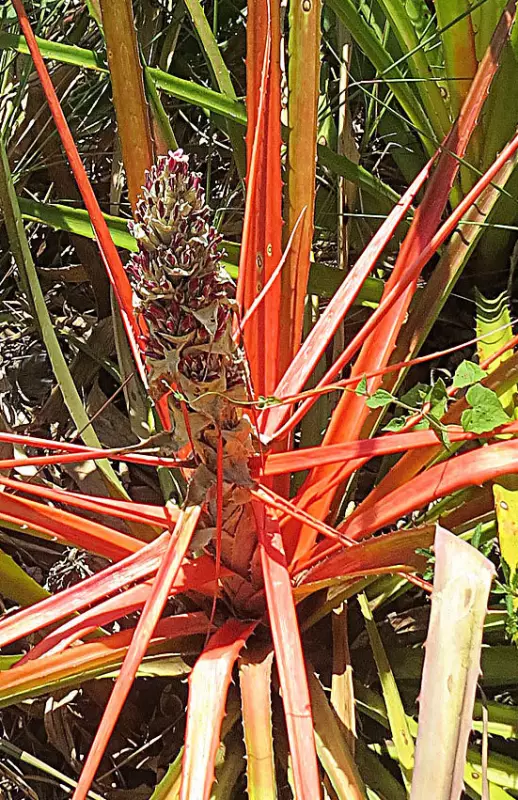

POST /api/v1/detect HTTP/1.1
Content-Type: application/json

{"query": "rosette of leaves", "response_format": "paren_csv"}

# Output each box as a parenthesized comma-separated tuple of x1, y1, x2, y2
(127, 151, 258, 567)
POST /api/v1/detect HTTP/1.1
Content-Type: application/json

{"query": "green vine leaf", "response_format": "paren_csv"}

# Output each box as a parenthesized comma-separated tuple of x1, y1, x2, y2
(400, 383, 429, 407)
(452, 360, 488, 390)
(365, 389, 394, 409)
(355, 375, 368, 396)
(460, 383, 510, 434)
(382, 416, 408, 432)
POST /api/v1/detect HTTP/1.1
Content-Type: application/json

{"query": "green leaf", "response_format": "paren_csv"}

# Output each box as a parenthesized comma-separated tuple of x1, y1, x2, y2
(183, 0, 246, 177)
(355, 375, 368, 396)
(326, 0, 437, 157)
(382, 416, 408, 432)
(461, 384, 510, 434)
(452, 360, 488, 389)
(427, 378, 448, 419)
(428, 414, 451, 450)
(366, 389, 394, 409)
(400, 383, 429, 408)
(317, 144, 401, 206)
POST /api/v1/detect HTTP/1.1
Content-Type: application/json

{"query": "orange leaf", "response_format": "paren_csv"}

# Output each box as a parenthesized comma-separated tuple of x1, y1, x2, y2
(180, 618, 257, 800)
(254, 501, 321, 799)
(72, 505, 202, 800)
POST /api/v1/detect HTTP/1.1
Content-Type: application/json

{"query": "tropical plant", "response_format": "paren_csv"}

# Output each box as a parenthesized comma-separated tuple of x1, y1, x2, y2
(0, 0, 517, 799)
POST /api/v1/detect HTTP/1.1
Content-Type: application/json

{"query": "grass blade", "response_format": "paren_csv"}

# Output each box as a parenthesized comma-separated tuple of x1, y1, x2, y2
(435, 0, 478, 117)
(375, 0, 450, 140)
(184, 0, 245, 177)
(327, 0, 437, 154)
(307, 668, 366, 799)
(17, 196, 384, 305)
(0, 739, 105, 800)
(0, 549, 50, 607)
(358, 593, 414, 789)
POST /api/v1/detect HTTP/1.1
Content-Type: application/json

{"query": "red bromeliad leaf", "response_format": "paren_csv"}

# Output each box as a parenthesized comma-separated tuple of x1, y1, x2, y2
(72, 505, 202, 800)
(253, 485, 353, 546)
(0, 473, 179, 530)
(295, 528, 432, 590)
(0, 491, 142, 561)
(347, 348, 518, 521)
(332, 318, 518, 532)
(0, 431, 189, 472)
(285, 0, 517, 557)
(180, 618, 258, 800)
(10, 0, 148, 389)
(19, 582, 155, 663)
(265, 125, 518, 447)
(305, 438, 518, 574)
(0, 533, 224, 651)
(260, 156, 432, 438)
(0, 445, 188, 473)
(261, 420, 518, 475)
(254, 501, 322, 799)
(239, 0, 283, 396)
(0, 535, 166, 649)
(0, 613, 210, 708)
(340, 438, 518, 541)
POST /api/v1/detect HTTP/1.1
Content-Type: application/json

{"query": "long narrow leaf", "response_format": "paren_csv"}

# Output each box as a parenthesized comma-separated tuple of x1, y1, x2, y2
(0, 491, 143, 561)
(99, 0, 154, 209)
(72, 505, 202, 800)
(304, 438, 518, 577)
(0, 613, 209, 708)
(300, 0, 516, 535)
(410, 525, 495, 800)
(239, 648, 277, 799)
(238, 0, 283, 395)
(261, 155, 434, 437)
(184, 0, 245, 176)
(0, 531, 221, 652)
(281, 0, 321, 373)
(0, 136, 126, 494)
(358, 593, 414, 789)
(180, 619, 257, 800)
(307, 669, 366, 799)
(254, 502, 322, 799)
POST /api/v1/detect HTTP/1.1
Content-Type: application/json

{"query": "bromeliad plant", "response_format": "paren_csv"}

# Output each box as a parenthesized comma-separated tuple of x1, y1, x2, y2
(1, 0, 518, 798)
